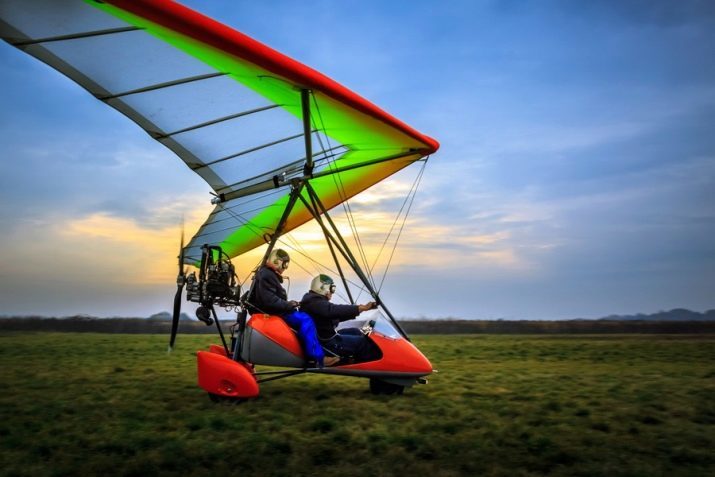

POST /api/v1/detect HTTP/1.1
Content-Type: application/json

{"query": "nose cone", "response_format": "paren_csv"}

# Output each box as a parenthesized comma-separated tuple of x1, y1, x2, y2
(365, 334, 433, 375)
(406, 342, 433, 375)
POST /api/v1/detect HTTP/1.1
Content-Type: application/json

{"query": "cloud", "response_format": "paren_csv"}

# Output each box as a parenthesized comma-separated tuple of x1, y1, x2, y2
(2, 0, 714, 319)
(0, 201, 210, 287)
(0, 113, 213, 226)
(554, 0, 715, 29)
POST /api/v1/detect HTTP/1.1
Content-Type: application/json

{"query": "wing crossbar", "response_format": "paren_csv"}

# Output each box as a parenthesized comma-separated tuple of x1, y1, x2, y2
(192, 130, 318, 171)
(215, 149, 424, 203)
(98, 72, 227, 100)
(11, 26, 141, 46)
(156, 104, 282, 139)
(215, 145, 348, 194)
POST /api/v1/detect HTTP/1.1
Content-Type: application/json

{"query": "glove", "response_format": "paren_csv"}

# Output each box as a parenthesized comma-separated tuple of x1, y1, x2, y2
(358, 302, 377, 312)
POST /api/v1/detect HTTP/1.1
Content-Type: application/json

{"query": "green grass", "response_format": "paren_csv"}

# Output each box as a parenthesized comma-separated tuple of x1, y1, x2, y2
(1, 333, 713, 476)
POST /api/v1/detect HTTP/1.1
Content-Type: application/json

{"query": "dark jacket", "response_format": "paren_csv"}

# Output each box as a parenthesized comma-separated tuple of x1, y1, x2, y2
(249, 266, 296, 316)
(300, 291, 360, 340)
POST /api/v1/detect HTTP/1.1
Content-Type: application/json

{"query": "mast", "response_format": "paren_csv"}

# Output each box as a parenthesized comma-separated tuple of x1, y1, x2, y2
(301, 89, 314, 177)
(239, 88, 411, 345)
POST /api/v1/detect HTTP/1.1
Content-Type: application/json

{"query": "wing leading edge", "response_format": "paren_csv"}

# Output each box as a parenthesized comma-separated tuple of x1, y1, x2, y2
(0, 0, 439, 261)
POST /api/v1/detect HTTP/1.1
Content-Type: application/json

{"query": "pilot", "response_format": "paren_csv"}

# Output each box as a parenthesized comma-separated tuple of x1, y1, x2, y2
(300, 274, 377, 364)
(248, 249, 338, 367)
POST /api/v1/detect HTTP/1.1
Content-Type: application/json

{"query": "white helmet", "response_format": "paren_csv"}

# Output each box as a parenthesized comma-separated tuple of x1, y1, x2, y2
(268, 248, 290, 271)
(311, 274, 336, 296)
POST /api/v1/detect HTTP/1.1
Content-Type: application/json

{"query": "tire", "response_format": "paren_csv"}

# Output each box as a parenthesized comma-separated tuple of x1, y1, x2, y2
(369, 378, 404, 395)
(207, 392, 245, 405)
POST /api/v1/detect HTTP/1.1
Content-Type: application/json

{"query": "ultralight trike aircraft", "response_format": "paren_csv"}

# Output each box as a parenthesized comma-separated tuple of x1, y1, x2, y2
(0, 0, 439, 400)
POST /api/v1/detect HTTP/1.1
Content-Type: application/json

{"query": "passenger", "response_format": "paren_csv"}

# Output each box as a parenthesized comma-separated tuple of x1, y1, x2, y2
(249, 249, 337, 367)
(300, 274, 377, 364)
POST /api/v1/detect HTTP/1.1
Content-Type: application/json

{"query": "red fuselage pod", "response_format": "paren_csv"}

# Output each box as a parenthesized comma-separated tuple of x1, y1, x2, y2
(239, 314, 305, 367)
(208, 344, 229, 356)
(197, 351, 259, 398)
(332, 332, 433, 377)
(241, 314, 433, 380)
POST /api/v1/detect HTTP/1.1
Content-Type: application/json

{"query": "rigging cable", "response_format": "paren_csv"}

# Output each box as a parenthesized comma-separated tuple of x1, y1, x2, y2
(273, 237, 354, 286)
(310, 95, 370, 279)
(352, 157, 428, 302)
(377, 157, 428, 293)
(282, 231, 323, 278)
(310, 93, 376, 290)
(369, 158, 428, 276)
(208, 200, 287, 288)
(272, 237, 363, 303)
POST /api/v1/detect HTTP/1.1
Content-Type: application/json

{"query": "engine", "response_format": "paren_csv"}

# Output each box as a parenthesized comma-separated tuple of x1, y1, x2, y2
(184, 245, 241, 324)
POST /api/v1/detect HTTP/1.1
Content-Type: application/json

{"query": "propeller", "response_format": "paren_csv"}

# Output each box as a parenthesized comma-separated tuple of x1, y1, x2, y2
(169, 221, 187, 352)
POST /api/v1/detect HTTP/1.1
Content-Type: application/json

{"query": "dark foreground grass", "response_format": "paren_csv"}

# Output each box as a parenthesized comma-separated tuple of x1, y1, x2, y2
(0, 333, 713, 477)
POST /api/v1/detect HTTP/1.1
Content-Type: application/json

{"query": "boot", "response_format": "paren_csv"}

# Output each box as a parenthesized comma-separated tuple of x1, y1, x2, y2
(323, 356, 341, 367)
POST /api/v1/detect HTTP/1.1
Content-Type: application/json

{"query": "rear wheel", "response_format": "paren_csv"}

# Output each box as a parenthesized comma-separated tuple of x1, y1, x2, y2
(208, 392, 245, 405)
(369, 378, 404, 395)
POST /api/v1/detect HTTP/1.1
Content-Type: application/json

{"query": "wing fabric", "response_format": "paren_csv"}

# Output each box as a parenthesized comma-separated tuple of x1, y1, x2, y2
(0, 0, 439, 262)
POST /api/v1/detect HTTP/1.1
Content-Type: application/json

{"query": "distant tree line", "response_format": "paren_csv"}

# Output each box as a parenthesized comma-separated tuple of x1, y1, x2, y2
(401, 319, 715, 334)
(1, 316, 714, 334)
(0, 317, 214, 334)
(587, 308, 715, 322)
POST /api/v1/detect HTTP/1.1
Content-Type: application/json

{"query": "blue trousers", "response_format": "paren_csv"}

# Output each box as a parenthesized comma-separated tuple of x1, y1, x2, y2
(283, 310, 325, 366)
(321, 329, 371, 361)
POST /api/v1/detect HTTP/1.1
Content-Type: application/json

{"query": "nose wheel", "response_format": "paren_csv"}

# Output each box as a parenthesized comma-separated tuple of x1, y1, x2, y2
(369, 378, 404, 395)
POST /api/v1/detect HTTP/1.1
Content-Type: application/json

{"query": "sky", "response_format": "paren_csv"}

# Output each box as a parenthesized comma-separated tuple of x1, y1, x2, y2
(1, 0, 714, 320)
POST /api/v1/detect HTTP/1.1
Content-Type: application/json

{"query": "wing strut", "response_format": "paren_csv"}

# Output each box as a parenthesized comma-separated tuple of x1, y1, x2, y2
(234, 179, 305, 360)
(305, 189, 355, 305)
(236, 90, 316, 359)
(300, 180, 411, 341)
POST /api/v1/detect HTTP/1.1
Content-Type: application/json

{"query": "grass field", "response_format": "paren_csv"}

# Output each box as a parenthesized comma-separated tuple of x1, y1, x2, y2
(1, 333, 713, 477)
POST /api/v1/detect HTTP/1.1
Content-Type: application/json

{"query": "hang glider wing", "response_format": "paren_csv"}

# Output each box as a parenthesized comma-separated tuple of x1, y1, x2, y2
(0, 0, 439, 263)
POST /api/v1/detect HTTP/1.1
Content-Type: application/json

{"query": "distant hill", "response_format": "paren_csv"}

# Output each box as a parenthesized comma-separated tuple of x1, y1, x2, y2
(593, 308, 715, 322)
(1, 308, 714, 322)
(6, 316, 714, 334)
(147, 311, 194, 321)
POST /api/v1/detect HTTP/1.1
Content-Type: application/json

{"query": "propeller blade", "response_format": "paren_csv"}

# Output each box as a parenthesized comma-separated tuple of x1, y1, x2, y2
(169, 218, 186, 352)
(178, 216, 185, 269)
(168, 282, 183, 352)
